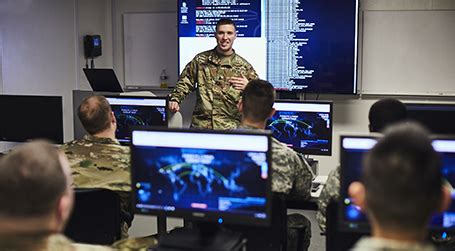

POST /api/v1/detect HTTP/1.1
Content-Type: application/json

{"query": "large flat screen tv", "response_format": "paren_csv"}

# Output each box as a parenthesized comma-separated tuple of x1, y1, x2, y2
(178, 0, 359, 94)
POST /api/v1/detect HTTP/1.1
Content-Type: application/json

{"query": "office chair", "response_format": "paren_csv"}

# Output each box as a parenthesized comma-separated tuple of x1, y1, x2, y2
(325, 200, 364, 251)
(64, 188, 122, 245)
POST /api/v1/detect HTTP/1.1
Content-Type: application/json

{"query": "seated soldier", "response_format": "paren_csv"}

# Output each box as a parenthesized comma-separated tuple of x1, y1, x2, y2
(237, 79, 314, 251)
(0, 141, 112, 250)
(317, 98, 407, 232)
(349, 123, 451, 250)
(61, 95, 131, 238)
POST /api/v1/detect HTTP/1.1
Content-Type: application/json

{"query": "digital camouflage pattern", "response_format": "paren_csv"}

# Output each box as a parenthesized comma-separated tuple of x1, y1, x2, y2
(170, 48, 258, 129)
(316, 165, 340, 232)
(271, 137, 314, 198)
(0, 233, 112, 251)
(61, 135, 130, 192)
(237, 125, 313, 198)
(61, 135, 131, 238)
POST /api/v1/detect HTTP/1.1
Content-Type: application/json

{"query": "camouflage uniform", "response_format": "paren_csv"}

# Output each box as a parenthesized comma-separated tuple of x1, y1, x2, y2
(316, 165, 340, 233)
(170, 48, 258, 129)
(0, 233, 112, 251)
(61, 135, 131, 238)
(238, 125, 313, 251)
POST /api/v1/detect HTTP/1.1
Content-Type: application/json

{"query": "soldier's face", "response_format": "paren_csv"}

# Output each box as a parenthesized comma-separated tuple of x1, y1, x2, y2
(215, 24, 237, 55)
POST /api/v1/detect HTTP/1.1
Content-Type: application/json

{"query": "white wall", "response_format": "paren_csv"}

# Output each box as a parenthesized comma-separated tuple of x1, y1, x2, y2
(0, 0, 77, 142)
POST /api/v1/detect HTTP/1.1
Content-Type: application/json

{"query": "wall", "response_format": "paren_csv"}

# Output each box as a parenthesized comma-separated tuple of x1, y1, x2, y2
(0, 0, 77, 142)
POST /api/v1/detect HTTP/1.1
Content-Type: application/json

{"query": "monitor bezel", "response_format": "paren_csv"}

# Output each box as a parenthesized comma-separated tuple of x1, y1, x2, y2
(404, 102, 455, 135)
(104, 95, 169, 144)
(268, 99, 333, 156)
(130, 127, 273, 227)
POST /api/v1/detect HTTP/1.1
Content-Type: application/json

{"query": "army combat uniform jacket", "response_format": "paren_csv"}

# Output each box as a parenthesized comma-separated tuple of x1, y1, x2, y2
(170, 48, 258, 129)
(61, 135, 131, 238)
(316, 165, 340, 232)
(237, 125, 313, 198)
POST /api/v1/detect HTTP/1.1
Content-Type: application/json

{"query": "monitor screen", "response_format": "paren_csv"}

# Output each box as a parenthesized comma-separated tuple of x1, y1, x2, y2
(339, 135, 455, 233)
(266, 100, 332, 156)
(405, 103, 455, 135)
(178, 0, 359, 94)
(130, 128, 272, 226)
(0, 95, 63, 144)
(105, 96, 168, 144)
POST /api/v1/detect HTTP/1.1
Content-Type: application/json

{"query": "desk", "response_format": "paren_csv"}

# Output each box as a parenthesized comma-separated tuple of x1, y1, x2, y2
(286, 175, 328, 210)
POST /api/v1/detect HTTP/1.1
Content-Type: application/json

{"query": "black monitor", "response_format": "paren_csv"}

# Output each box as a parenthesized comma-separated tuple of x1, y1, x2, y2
(130, 128, 272, 228)
(105, 96, 168, 145)
(0, 95, 63, 144)
(266, 100, 332, 156)
(405, 103, 455, 135)
(83, 68, 123, 92)
(339, 135, 455, 233)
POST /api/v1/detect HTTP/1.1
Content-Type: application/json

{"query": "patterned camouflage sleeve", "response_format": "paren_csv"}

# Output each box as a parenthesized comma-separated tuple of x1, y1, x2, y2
(290, 154, 314, 200)
(169, 58, 198, 103)
(316, 165, 341, 233)
(245, 63, 258, 81)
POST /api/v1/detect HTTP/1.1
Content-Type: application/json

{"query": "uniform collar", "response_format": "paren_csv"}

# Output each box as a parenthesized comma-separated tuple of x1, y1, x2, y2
(83, 134, 120, 145)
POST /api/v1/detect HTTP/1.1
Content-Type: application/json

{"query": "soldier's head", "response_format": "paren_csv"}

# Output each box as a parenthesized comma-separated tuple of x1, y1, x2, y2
(349, 123, 451, 239)
(0, 141, 74, 234)
(215, 18, 237, 56)
(239, 79, 276, 127)
(78, 95, 116, 136)
(368, 98, 407, 133)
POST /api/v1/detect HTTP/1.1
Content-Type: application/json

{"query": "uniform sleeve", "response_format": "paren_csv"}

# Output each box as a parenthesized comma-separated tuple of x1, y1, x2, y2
(316, 165, 341, 233)
(169, 58, 198, 103)
(290, 153, 314, 200)
(246, 63, 258, 80)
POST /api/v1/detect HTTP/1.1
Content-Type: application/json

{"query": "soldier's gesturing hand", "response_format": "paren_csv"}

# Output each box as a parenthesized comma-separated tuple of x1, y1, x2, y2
(169, 101, 180, 113)
(229, 75, 249, 90)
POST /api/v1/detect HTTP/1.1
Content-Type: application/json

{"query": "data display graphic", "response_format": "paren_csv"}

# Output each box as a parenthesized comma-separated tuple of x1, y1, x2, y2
(267, 101, 332, 155)
(111, 105, 166, 143)
(106, 97, 168, 144)
(133, 146, 268, 219)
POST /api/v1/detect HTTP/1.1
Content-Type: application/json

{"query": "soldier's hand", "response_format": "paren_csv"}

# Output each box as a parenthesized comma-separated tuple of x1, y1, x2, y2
(169, 101, 180, 113)
(229, 75, 249, 90)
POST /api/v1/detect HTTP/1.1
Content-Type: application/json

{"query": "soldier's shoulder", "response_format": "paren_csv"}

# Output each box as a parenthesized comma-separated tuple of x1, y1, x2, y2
(232, 53, 253, 66)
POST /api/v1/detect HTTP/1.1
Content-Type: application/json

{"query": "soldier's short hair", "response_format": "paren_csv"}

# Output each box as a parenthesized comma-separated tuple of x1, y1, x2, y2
(368, 98, 407, 133)
(216, 18, 237, 32)
(0, 141, 67, 217)
(78, 95, 112, 135)
(242, 79, 275, 123)
(362, 123, 441, 231)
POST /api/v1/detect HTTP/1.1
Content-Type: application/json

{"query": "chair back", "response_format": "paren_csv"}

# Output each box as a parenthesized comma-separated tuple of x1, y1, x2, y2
(64, 188, 121, 245)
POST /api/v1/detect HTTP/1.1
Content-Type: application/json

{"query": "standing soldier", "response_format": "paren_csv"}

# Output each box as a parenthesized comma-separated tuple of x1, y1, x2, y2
(169, 18, 258, 129)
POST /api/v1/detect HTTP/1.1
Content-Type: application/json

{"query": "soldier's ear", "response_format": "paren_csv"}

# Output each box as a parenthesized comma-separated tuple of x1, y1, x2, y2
(237, 99, 243, 112)
(110, 111, 116, 124)
(268, 108, 276, 119)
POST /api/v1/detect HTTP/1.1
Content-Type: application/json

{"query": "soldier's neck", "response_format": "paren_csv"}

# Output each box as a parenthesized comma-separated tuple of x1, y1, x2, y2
(241, 119, 266, 130)
(93, 129, 116, 140)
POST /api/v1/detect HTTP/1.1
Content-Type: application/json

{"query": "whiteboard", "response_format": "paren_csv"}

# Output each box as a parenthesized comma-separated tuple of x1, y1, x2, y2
(123, 12, 178, 88)
(361, 10, 455, 96)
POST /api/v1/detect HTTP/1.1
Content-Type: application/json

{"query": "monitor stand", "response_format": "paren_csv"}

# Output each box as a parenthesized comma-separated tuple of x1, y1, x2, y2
(157, 222, 245, 251)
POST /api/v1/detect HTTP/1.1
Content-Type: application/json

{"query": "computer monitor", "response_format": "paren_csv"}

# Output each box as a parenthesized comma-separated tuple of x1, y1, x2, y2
(104, 96, 168, 144)
(0, 95, 63, 144)
(405, 103, 455, 135)
(266, 100, 332, 155)
(339, 135, 455, 233)
(130, 128, 272, 227)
